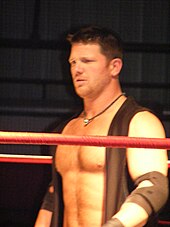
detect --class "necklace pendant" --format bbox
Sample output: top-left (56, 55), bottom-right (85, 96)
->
top-left (82, 93), bottom-right (125, 126)
top-left (84, 118), bottom-right (89, 125)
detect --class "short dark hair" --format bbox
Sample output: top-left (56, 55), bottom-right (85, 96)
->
top-left (67, 25), bottom-right (123, 60)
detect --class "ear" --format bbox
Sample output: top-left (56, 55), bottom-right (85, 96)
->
top-left (109, 58), bottom-right (123, 78)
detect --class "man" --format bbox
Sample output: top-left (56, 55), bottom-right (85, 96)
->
top-left (35, 26), bottom-right (169, 227)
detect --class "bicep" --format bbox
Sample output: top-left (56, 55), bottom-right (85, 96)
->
top-left (127, 111), bottom-right (168, 181)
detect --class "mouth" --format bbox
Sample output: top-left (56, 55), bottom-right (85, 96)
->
top-left (74, 78), bottom-right (87, 86)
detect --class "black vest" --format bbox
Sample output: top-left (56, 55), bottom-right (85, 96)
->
top-left (48, 96), bottom-right (156, 226)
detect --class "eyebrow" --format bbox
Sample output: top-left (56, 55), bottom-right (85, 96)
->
top-left (68, 57), bottom-right (75, 62)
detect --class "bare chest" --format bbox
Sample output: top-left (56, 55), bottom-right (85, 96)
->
top-left (55, 114), bottom-right (113, 174)
top-left (56, 145), bottom-right (105, 174)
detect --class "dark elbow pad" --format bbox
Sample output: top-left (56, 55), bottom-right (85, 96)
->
top-left (125, 171), bottom-right (169, 215)
top-left (41, 184), bottom-right (54, 212)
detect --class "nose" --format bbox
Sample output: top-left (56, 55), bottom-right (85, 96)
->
top-left (74, 61), bottom-right (83, 74)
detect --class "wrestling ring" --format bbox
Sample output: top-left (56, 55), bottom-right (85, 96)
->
top-left (0, 130), bottom-right (170, 226)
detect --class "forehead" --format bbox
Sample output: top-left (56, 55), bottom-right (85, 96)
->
top-left (69, 43), bottom-right (102, 59)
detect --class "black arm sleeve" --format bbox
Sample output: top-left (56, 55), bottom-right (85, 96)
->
top-left (125, 171), bottom-right (169, 215)
top-left (40, 181), bottom-right (54, 212)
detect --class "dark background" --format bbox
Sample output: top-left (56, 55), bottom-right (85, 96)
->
top-left (0, 0), bottom-right (170, 226)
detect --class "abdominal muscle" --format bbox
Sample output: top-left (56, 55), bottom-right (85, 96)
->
top-left (57, 145), bottom-right (106, 227)
top-left (55, 96), bottom-right (126, 226)
top-left (55, 113), bottom-right (116, 227)
top-left (55, 102), bottom-right (123, 227)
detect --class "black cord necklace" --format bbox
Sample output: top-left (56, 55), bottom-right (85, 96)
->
top-left (83, 93), bottom-right (125, 126)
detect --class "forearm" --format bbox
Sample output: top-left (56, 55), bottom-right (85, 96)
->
top-left (34, 209), bottom-right (52, 227)
top-left (103, 171), bottom-right (169, 226)
top-left (113, 202), bottom-right (148, 227)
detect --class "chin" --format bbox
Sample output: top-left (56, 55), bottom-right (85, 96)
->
top-left (75, 88), bottom-right (88, 98)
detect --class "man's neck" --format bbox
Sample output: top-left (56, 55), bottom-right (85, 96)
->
top-left (83, 91), bottom-right (124, 119)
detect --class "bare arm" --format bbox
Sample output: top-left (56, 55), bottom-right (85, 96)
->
top-left (34, 209), bottom-right (52, 227)
top-left (111, 111), bottom-right (168, 226)
top-left (34, 185), bottom-right (54, 227)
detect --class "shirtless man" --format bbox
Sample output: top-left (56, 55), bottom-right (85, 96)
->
top-left (35, 26), bottom-right (169, 227)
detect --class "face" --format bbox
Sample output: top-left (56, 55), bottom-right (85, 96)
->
top-left (68, 43), bottom-right (113, 99)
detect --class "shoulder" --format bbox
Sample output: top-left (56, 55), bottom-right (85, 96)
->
top-left (129, 110), bottom-right (165, 138)
top-left (127, 110), bottom-right (168, 179)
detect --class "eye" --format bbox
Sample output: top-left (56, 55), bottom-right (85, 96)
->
top-left (69, 60), bottom-right (76, 66)
top-left (81, 58), bottom-right (95, 63)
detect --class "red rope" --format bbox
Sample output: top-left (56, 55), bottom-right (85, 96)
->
top-left (0, 154), bottom-right (52, 164)
top-left (158, 220), bottom-right (170, 225)
top-left (0, 131), bottom-right (169, 225)
top-left (1, 155), bottom-right (170, 167)
top-left (0, 131), bottom-right (170, 149)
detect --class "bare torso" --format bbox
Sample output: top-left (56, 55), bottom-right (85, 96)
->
top-left (55, 98), bottom-right (126, 227)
